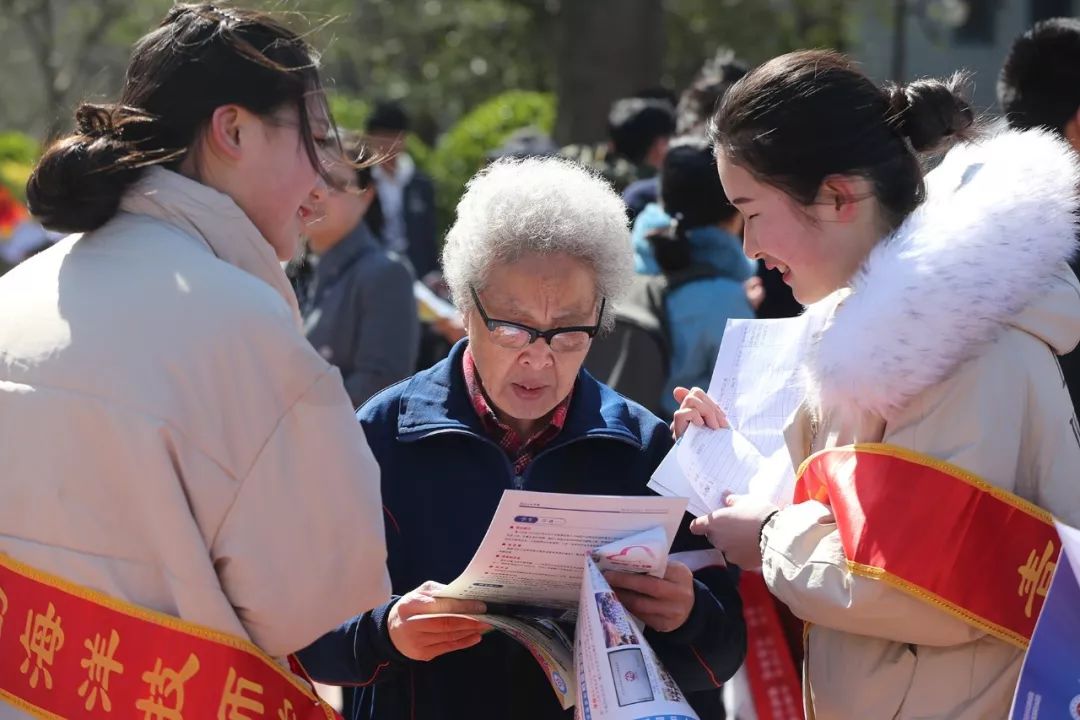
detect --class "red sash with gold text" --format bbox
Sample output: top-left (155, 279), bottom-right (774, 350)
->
top-left (0, 553), bottom-right (341, 719)
top-left (794, 444), bottom-right (1059, 648)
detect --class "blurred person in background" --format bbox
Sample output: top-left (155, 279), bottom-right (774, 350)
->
top-left (0, 6), bottom-right (390, 717)
top-left (622, 51), bottom-right (748, 222)
top-left (562, 95), bottom-right (675, 195)
top-left (630, 136), bottom-right (757, 415)
top-left (365, 101), bottom-right (441, 284)
top-left (999, 16), bottom-right (1080, 421)
top-left (290, 131), bottom-right (420, 409)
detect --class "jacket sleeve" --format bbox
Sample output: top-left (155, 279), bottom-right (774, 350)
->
top-left (646, 533), bottom-right (747, 693)
top-left (641, 424), bottom-right (747, 691)
top-left (296, 597), bottom-right (414, 686)
top-left (760, 344), bottom-right (1027, 647)
top-left (342, 260), bottom-right (419, 408)
top-left (210, 367), bottom-right (392, 658)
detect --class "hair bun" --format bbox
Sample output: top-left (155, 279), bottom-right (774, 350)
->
top-left (26, 103), bottom-right (144, 233)
top-left (884, 74), bottom-right (975, 153)
top-left (75, 103), bottom-right (121, 139)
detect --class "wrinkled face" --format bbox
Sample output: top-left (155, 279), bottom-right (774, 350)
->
top-left (717, 154), bottom-right (849, 304)
top-left (304, 153), bottom-right (371, 252)
top-left (466, 252), bottom-right (600, 430)
top-left (243, 100), bottom-right (331, 261)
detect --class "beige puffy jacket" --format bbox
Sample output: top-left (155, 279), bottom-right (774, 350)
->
top-left (762, 129), bottom-right (1080, 719)
top-left (0, 168), bottom-right (391, 718)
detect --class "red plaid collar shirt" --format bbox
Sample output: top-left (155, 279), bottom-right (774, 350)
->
top-left (462, 348), bottom-right (571, 479)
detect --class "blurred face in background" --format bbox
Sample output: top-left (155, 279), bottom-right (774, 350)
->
top-left (304, 152), bottom-right (375, 255)
top-left (364, 130), bottom-right (405, 173)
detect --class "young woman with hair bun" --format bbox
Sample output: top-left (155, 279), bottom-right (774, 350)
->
top-left (0, 6), bottom-right (389, 717)
top-left (678, 49), bottom-right (1080, 718)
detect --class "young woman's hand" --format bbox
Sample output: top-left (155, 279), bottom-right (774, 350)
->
top-left (387, 581), bottom-right (490, 661)
top-left (745, 276), bottom-right (766, 310)
top-left (671, 386), bottom-right (729, 440)
top-left (690, 493), bottom-right (778, 569)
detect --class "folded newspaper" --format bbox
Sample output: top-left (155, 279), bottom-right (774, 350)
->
top-left (414, 489), bottom-right (709, 719)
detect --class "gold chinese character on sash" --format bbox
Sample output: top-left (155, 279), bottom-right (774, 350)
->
top-left (217, 667), bottom-right (265, 719)
top-left (0, 586), bottom-right (7, 639)
top-left (1017, 539), bottom-right (1057, 618)
top-left (277, 699), bottom-right (298, 720)
top-left (18, 601), bottom-right (64, 690)
top-left (136, 653), bottom-right (200, 720)
top-left (78, 629), bottom-right (124, 712)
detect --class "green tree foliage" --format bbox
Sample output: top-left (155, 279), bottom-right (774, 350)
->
top-left (2, 0), bottom-right (856, 141)
top-left (0, 131), bottom-right (40, 200)
top-left (312, 0), bottom-right (557, 144)
top-left (428, 90), bottom-right (555, 233)
top-left (664, 0), bottom-right (854, 86)
top-left (0, 0), bottom-right (855, 228)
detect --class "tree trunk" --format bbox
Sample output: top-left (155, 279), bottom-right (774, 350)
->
top-left (553, 0), bottom-right (665, 146)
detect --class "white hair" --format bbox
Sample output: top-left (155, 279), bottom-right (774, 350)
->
top-left (441, 156), bottom-right (634, 331)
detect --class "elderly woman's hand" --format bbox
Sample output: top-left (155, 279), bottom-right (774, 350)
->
top-left (690, 493), bottom-right (779, 570)
top-left (388, 581), bottom-right (491, 662)
top-left (671, 386), bottom-right (729, 440)
top-left (603, 561), bottom-right (696, 633)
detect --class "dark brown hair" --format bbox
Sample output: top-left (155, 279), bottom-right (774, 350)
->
top-left (336, 130), bottom-right (384, 240)
top-left (27, 4), bottom-right (334, 233)
top-left (708, 50), bottom-right (976, 231)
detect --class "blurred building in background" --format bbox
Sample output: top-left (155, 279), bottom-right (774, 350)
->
top-left (854, 0), bottom-right (1075, 111)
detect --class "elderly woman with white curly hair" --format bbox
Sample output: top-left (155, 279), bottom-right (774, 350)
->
top-left (298, 157), bottom-right (747, 720)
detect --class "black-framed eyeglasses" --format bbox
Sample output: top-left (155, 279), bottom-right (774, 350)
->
top-left (470, 286), bottom-right (605, 353)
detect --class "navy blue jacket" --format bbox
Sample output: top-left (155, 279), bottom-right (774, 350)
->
top-left (402, 172), bottom-right (439, 280)
top-left (299, 341), bottom-right (746, 720)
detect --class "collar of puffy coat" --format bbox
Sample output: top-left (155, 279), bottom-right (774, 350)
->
top-left (394, 339), bottom-right (646, 450)
top-left (804, 128), bottom-right (1080, 422)
top-left (119, 166), bottom-right (303, 328)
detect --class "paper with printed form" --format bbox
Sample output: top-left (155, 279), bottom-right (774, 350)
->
top-left (437, 490), bottom-right (686, 610)
top-left (649, 314), bottom-right (824, 514)
top-left (420, 491), bottom-right (700, 716)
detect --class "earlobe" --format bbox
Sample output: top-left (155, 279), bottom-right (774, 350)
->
top-left (819, 175), bottom-right (861, 222)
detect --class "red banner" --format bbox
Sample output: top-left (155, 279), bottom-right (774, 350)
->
top-left (741, 571), bottom-right (804, 720)
top-left (0, 553), bottom-right (341, 720)
top-left (794, 443), bottom-right (1059, 648)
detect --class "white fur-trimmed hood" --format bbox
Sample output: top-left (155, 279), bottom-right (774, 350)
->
top-left (805, 128), bottom-right (1080, 421)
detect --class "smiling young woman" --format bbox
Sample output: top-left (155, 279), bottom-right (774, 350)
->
top-left (678, 49), bottom-right (1080, 720)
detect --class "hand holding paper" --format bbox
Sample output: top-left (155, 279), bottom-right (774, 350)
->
top-left (650, 315), bottom-right (826, 515)
top-left (414, 491), bottom-right (704, 718)
top-left (690, 493), bottom-right (780, 570)
top-left (603, 561), bottom-right (695, 633)
top-left (390, 581), bottom-right (490, 661)
top-left (670, 385), bottom-right (729, 439)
